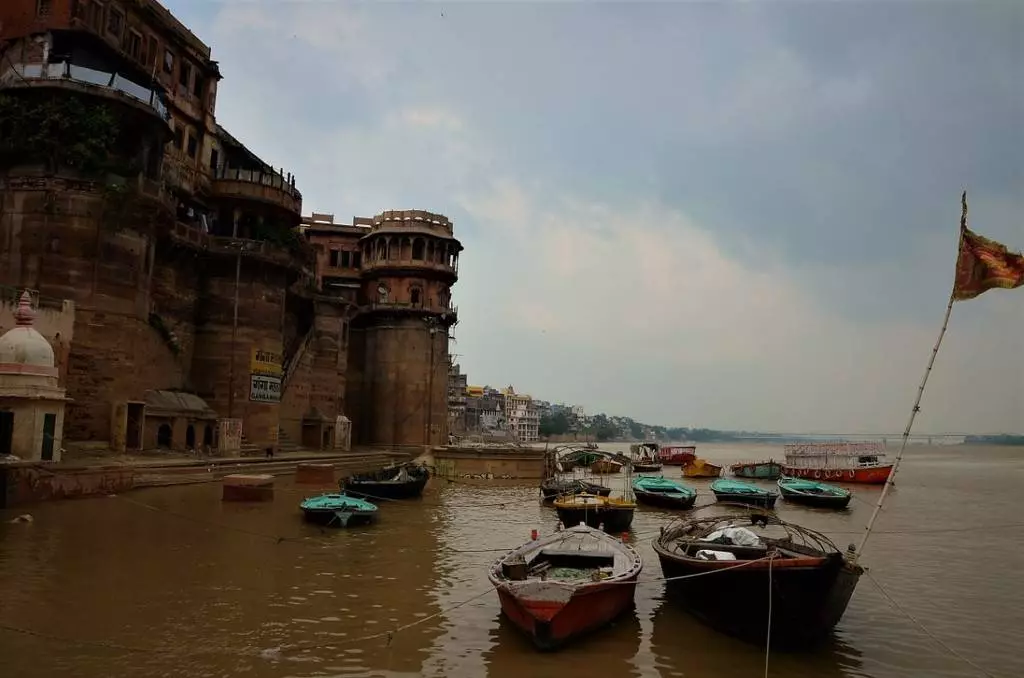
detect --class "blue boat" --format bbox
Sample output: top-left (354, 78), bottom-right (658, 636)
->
top-left (777, 477), bottom-right (852, 510)
top-left (710, 479), bottom-right (778, 508)
top-left (632, 476), bottom-right (697, 509)
top-left (300, 493), bottom-right (378, 527)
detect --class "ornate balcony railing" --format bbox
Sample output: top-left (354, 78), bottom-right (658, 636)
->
top-left (0, 61), bottom-right (169, 119)
top-left (210, 165), bottom-right (302, 214)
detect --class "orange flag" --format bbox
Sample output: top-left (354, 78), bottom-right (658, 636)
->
top-left (952, 192), bottom-right (1024, 301)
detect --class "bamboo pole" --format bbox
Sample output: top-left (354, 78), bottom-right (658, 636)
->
top-left (854, 191), bottom-right (968, 562)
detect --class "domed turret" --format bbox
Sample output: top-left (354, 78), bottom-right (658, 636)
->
top-left (0, 292), bottom-right (56, 370)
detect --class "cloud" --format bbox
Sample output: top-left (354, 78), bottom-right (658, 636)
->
top-left (163, 0), bottom-right (1024, 432)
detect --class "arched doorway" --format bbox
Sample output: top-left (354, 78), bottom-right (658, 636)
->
top-left (157, 424), bottom-right (172, 448)
top-left (185, 424), bottom-right (196, 449)
top-left (203, 424), bottom-right (214, 448)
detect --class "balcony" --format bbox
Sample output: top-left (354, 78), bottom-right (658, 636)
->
top-left (0, 61), bottom-right (169, 121)
top-left (165, 223), bottom-right (309, 271)
top-left (359, 302), bottom-right (458, 325)
top-left (210, 167), bottom-right (302, 216)
top-left (360, 257), bottom-right (458, 280)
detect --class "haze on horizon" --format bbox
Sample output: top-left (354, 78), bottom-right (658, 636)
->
top-left (166, 0), bottom-right (1023, 435)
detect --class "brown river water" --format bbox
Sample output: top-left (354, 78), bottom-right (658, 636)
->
top-left (1, 443), bottom-right (1022, 678)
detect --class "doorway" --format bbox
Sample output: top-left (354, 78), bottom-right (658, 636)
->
top-left (0, 411), bottom-right (13, 457)
top-left (41, 413), bottom-right (56, 461)
top-left (125, 402), bottom-right (144, 451)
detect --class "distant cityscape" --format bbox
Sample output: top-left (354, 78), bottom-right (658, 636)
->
top-left (446, 361), bottom-right (1024, 445)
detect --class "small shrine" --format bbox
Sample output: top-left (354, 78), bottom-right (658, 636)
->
top-left (0, 292), bottom-right (69, 462)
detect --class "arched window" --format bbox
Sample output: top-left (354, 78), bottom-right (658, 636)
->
top-left (157, 423), bottom-right (172, 448)
top-left (185, 424), bottom-right (196, 448)
top-left (412, 238), bottom-right (424, 260)
top-left (410, 288), bottom-right (422, 307)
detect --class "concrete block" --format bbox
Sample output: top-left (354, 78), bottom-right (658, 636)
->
top-left (222, 473), bottom-right (275, 501)
top-left (295, 463), bottom-right (336, 485)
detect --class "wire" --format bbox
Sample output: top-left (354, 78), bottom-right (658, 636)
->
top-left (866, 571), bottom-right (997, 678)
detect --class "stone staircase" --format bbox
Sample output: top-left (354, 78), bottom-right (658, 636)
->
top-left (277, 427), bottom-right (302, 453)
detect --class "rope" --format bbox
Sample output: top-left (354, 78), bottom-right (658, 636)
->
top-left (866, 571), bottom-right (997, 678)
top-left (764, 551), bottom-right (775, 678)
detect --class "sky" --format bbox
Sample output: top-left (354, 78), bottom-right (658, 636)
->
top-left (166, 0), bottom-right (1022, 434)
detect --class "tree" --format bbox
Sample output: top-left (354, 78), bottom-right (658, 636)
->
top-left (539, 411), bottom-right (570, 437)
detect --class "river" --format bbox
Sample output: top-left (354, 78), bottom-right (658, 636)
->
top-left (1, 442), bottom-right (1022, 678)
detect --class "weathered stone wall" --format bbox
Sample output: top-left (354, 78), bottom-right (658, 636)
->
top-left (191, 256), bottom-right (287, 450)
top-left (349, 316), bottom-right (450, 448)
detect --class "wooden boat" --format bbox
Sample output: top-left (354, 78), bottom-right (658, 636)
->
top-left (630, 443), bottom-right (663, 472)
top-left (682, 458), bottom-right (722, 478)
top-left (710, 479), bottom-right (778, 508)
top-left (553, 494), bottom-right (636, 532)
top-left (659, 445), bottom-right (697, 466)
top-left (488, 523), bottom-right (642, 650)
top-left (782, 441), bottom-right (893, 484)
top-left (632, 476), bottom-right (696, 510)
top-left (778, 477), bottom-right (852, 509)
top-left (300, 493), bottom-right (378, 527)
top-left (539, 478), bottom-right (611, 503)
top-left (653, 514), bottom-right (863, 647)
top-left (553, 493), bottom-right (604, 529)
top-left (340, 463), bottom-right (430, 500)
top-left (730, 460), bottom-right (783, 480)
top-left (590, 457), bottom-right (623, 474)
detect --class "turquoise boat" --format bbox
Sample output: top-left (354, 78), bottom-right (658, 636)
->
top-left (777, 477), bottom-right (852, 510)
top-left (632, 476), bottom-right (697, 509)
top-left (300, 493), bottom-right (378, 527)
top-left (710, 479), bottom-right (778, 508)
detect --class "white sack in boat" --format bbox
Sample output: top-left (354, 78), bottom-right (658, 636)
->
top-left (695, 549), bottom-right (737, 561)
top-left (700, 526), bottom-right (761, 547)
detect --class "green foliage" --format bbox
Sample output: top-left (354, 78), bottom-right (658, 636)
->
top-left (0, 93), bottom-right (120, 175)
top-left (539, 411), bottom-right (571, 437)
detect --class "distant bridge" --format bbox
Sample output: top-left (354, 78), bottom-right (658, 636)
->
top-left (732, 433), bottom-right (968, 445)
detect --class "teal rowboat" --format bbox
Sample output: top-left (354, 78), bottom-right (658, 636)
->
top-left (710, 479), bottom-right (778, 508)
top-left (632, 476), bottom-right (697, 509)
top-left (300, 493), bottom-right (378, 527)
top-left (777, 477), bottom-right (852, 509)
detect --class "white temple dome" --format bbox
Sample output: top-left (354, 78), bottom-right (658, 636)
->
top-left (0, 292), bottom-right (55, 368)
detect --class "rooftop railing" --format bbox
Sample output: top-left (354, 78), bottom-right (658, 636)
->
top-left (0, 61), bottom-right (169, 119)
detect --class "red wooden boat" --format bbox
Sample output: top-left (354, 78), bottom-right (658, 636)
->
top-left (782, 442), bottom-right (893, 485)
top-left (488, 524), bottom-right (642, 650)
top-left (659, 445), bottom-right (697, 466)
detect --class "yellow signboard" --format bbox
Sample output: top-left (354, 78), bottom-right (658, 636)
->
top-left (250, 347), bottom-right (283, 377)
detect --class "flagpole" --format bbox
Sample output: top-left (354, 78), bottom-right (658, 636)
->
top-left (853, 191), bottom-right (968, 563)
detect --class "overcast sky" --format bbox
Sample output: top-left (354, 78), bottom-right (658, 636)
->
top-left (168, 1), bottom-right (1022, 434)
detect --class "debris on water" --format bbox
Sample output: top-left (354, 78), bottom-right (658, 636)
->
top-left (9, 514), bottom-right (33, 524)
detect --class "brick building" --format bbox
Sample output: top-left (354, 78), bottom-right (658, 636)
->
top-left (0, 1), bottom-right (460, 454)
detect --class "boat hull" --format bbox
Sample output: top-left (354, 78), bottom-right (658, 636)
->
top-left (601, 506), bottom-right (635, 533)
top-left (301, 508), bottom-right (376, 527)
top-left (342, 476), bottom-right (428, 500)
top-left (632, 463), bottom-right (663, 473)
top-left (555, 505), bottom-right (603, 529)
top-left (493, 577), bottom-right (639, 651)
top-left (711, 491), bottom-right (778, 509)
top-left (634, 489), bottom-right (697, 510)
top-left (655, 550), bottom-right (862, 648)
top-left (590, 460), bottom-right (622, 474)
top-left (682, 463), bottom-right (722, 478)
top-left (782, 465), bottom-right (892, 485)
top-left (779, 488), bottom-right (852, 510)
top-left (731, 462), bottom-right (783, 480)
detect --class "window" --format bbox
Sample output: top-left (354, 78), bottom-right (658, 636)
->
top-left (210, 148), bottom-right (219, 172)
top-left (163, 49), bottom-right (174, 75)
top-left (412, 239), bottom-right (424, 260)
top-left (144, 35), bottom-right (158, 68)
top-left (341, 251), bottom-right (351, 268)
top-left (410, 288), bottom-right (422, 307)
top-left (172, 125), bottom-right (183, 151)
top-left (36, 0), bottom-right (52, 17)
top-left (192, 73), bottom-right (204, 98)
top-left (126, 30), bottom-right (142, 60)
top-left (186, 133), bottom-right (197, 158)
top-left (86, 1), bottom-right (103, 30)
top-left (179, 61), bottom-right (192, 89)
top-left (352, 252), bottom-right (361, 269)
top-left (107, 7), bottom-right (123, 38)
top-left (329, 249), bottom-right (339, 267)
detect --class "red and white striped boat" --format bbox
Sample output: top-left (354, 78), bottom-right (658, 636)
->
top-left (782, 442), bottom-right (893, 484)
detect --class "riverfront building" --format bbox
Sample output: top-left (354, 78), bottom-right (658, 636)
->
top-left (0, 1), bottom-right (460, 455)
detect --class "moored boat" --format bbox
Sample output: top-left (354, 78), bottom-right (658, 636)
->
top-left (489, 524), bottom-right (642, 650)
top-left (782, 442), bottom-right (893, 484)
top-left (730, 460), bottom-right (783, 480)
top-left (710, 479), bottom-right (778, 508)
top-left (553, 493), bottom-right (636, 532)
top-left (653, 514), bottom-right (863, 648)
top-left (341, 463), bottom-right (430, 500)
top-left (601, 496), bottom-right (637, 533)
top-left (682, 458), bottom-right (722, 478)
top-left (659, 445), bottom-right (697, 466)
top-left (590, 457), bottom-right (623, 474)
top-left (630, 443), bottom-right (663, 472)
top-left (632, 476), bottom-right (697, 510)
top-left (300, 493), bottom-right (378, 527)
top-left (778, 477), bottom-right (852, 509)
top-left (539, 478), bottom-right (612, 502)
